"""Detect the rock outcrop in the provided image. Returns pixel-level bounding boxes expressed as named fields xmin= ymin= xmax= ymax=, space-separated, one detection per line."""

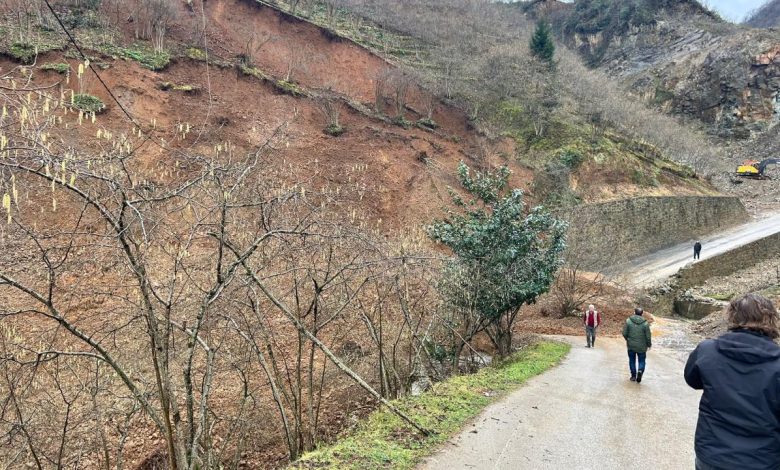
xmin=557 ymin=4 xmax=780 ymax=140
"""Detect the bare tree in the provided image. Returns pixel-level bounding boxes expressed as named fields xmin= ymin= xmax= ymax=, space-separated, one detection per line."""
xmin=317 ymin=93 xmax=343 ymax=136
xmin=374 ymin=68 xmax=390 ymax=114
xmin=0 ymin=64 xmax=438 ymax=467
xmin=388 ymin=70 xmax=412 ymax=121
xmin=240 ymin=31 xmax=274 ymax=68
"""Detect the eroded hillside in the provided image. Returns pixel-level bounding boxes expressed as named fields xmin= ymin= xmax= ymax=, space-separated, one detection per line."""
xmin=0 ymin=1 xmax=725 ymax=468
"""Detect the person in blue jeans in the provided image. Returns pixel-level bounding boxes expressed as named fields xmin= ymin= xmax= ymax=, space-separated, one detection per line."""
xmin=622 ymin=308 xmax=652 ymax=383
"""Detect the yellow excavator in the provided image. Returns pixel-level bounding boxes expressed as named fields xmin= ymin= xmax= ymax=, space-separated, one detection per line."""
xmin=736 ymin=159 xmax=780 ymax=179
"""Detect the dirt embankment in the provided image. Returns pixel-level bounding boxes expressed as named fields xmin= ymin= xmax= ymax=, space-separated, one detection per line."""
xmin=511 ymin=278 xmax=644 ymax=339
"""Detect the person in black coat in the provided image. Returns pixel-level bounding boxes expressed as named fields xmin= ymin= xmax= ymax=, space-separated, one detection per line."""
xmin=693 ymin=241 xmax=702 ymax=260
xmin=684 ymin=293 xmax=780 ymax=470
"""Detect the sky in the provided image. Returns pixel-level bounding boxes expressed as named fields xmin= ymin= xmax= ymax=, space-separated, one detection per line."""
xmin=698 ymin=0 xmax=768 ymax=21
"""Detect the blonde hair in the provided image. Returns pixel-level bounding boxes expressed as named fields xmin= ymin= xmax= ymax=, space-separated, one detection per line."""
xmin=727 ymin=294 xmax=779 ymax=339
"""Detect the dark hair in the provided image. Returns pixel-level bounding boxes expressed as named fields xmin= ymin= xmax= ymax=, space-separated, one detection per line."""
xmin=634 ymin=308 xmax=643 ymax=316
xmin=727 ymin=294 xmax=779 ymax=339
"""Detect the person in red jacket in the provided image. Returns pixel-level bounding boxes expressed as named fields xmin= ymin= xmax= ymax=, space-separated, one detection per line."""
xmin=583 ymin=304 xmax=601 ymax=348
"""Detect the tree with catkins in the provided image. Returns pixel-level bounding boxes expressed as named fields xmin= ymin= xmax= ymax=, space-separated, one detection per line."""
xmin=0 ymin=64 xmax=438 ymax=467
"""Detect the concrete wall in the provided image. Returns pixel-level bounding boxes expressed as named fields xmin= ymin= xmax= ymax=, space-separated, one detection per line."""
xmin=563 ymin=196 xmax=748 ymax=270
xmin=675 ymin=231 xmax=780 ymax=290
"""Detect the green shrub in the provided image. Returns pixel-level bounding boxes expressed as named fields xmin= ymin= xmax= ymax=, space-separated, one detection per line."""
xmin=274 ymin=80 xmax=306 ymax=97
xmin=423 ymin=339 xmax=452 ymax=362
xmin=393 ymin=116 xmax=412 ymax=129
xmin=72 ymin=94 xmax=105 ymax=113
xmin=186 ymin=47 xmax=208 ymax=61
xmin=129 ymin=50 xmax=170 ymax=71
xmin=238 ymin=64 xmax=270 ymax=81
xmin=630 ymin=168 xmax=659 ymax=187
xmin=324 ymin=124 xmax=345 ymax=136
xmin=41 ymin=62 xmax=70 ymax=74
xmin=530 ymin=20 xmax=555 ymax=63
xmin=8 ymin=43 xmax=37 ymax=64
xmin=417 ymin=118 xmax=439 ymax=130
xmin=654 ymin=86 xmax=675 ymax=104
xmin=6 ymin=40 xmax=61 ymax=64
xmin=557 ymin=147 xmax=585 ymax=169
xmin=101 ymin=44 xmax=170 ymax=71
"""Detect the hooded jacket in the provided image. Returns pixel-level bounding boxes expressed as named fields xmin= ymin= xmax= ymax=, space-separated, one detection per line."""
xmin=622 ymin=315 xmax=651 ymax=353
xmin=684 ymin=330 xmax=780 ymax=470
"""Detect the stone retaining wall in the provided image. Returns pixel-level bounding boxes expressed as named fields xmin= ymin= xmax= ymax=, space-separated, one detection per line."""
xmin=675 ymin=231 xmax=780 ymax=290
xmin=563 ymin=196 xmax=748 ymax=270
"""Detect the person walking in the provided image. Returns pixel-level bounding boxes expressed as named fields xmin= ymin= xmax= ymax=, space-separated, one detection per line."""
xmin=684 ymin=294 xmax=780 ymax=470
xmin=622 ymin=308 xmax=651 ymax=383
xmin=583 ymin=304 xmax=601 ymax=348
xmin=693 ymin=241 xmax=702 ymax=260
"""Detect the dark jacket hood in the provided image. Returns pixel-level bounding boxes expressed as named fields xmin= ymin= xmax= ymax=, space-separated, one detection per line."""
xmin=629 ymin=315 xmax=646 ymax=325
xmin=716 ymin=330 xmax=780 ymax=364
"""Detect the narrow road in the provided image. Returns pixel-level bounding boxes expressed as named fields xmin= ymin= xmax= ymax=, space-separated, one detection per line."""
xmin=606 ymin=212 xmax=780 ymax=287
xmin=421 ymin=325 xmax=702 ymax=470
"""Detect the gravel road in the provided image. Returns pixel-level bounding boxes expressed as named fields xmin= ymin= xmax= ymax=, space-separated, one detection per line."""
xmin=421 ymin=325 xmax=702 ymax=470
xmin=606 ymin=212 xmax=780 ymax=288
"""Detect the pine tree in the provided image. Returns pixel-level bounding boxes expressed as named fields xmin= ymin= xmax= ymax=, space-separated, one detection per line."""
xmin=530 ymin=19 xmax=555 ymax=63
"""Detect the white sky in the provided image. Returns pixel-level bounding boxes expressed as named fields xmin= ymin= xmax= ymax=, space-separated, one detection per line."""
xmin=705 ymin=0 xmax=770 ymax=21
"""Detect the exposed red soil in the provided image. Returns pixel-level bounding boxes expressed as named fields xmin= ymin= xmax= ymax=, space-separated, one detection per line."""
xmin=0 ymin=2 xmax=716 ymax=468
xmin=514 ymin=281 xmax=648 ymax=338
xmin=1 ymin=11 xmax=533 ymax=464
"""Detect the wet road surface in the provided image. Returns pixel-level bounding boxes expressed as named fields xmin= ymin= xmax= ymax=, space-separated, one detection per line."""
xmin=606 ymin=212 xmax=780 ymax=288
xmin=421 ymin=325 xmax=701 ymax=470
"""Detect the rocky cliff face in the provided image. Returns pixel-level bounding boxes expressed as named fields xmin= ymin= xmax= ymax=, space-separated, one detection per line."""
xmin=665 ymin=35 xmax=780 ymax=139
xmin=558 ymin=5 xmax=780 ymax=140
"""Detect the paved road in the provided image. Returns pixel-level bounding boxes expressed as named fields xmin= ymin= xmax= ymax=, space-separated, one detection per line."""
xmin=421 ymin=327 xmax=701 ymax=470
xmin=606 ymin=212 xmax=780 ymax=288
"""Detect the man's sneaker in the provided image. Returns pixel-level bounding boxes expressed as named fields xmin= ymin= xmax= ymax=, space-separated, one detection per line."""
xmin=637 ymin=370 xmax=644 ymax=383
xmin=630 ymin=375 xmax=636 ymax=382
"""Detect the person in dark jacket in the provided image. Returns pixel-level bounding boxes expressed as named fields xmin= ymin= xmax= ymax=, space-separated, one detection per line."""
xmin=694 ymin=241 xmax=702 ymax=260
xmin=684 ymin=293 xmax=780 ymax=470
xmin=622 ymin=308 xmax=651 ymax=383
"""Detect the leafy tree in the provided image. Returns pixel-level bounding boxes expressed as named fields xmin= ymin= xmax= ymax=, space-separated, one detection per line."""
xmin=428 ymin=162 xmax=566 ymax=358
xmin=530 ymin=19 xmax=555 ymax=63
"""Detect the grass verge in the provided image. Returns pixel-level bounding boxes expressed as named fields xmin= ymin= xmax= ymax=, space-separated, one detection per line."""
xmin=292 ymin=340 xmax=570 ymax=470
